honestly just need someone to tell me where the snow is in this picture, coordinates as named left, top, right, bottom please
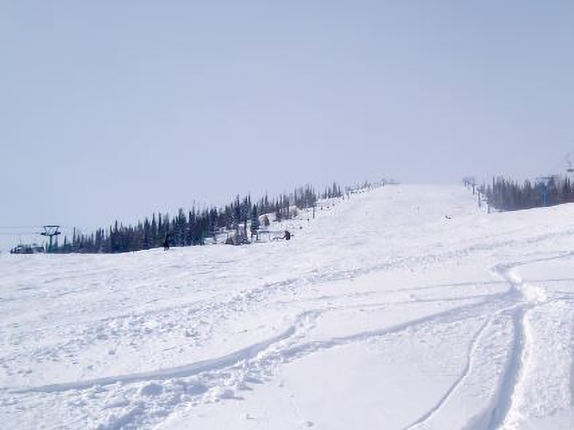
left=2, top=185, right=574, bottom=429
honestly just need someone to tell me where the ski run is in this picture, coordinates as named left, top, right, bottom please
left=3, top=184, right=574, bottom=430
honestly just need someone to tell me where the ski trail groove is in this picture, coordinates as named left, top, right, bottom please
left=470, top=257, right=557, bottom=430
left=8, top=295, right=505, bottom=395
left=402, top=317, right=492, bottom=430
left=484, top=307, right=527, bottom=430
left=9, top=311, right=319, bottom=394
left=267, top=296, right=512, bottom=377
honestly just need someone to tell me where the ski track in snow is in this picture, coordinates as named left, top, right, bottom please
left=8, top=312, right=310, bottom=394
left=7, top=292, right=504, bottom=395
left=402, top=317, right=492, bottom=430
left=3, top=185, right=574, bottom=429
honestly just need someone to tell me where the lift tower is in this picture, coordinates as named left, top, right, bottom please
left=536, top=177, right=554, bottom=207
left=41, top=225, right=61, bottom=253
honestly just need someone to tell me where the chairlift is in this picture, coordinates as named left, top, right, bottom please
left=566, top=154, right=574, bottom=173
left=536, top=176, right=553, bottom=186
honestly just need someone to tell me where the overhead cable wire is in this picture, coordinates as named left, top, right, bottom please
left=0, top=226, right=43, bottom=229
left=0, top=232, right=41, bottom=236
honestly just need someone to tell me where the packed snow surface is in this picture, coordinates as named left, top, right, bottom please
left=2, top=185, right=574, bottom=430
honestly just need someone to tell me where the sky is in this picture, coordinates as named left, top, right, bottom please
left=1, top=0, right=573, bottom=250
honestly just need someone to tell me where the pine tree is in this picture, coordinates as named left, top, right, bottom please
left=251, top=205, right=260, bottom=234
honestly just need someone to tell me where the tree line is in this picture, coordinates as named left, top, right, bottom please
left=465, top=176, right=574, bottom=212
left=52, top=182, right=343, bottom=254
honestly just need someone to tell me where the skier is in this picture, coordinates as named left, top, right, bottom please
left=163, top=233, right=171, bottom=251
left=283, top=230, right=291, bottom=241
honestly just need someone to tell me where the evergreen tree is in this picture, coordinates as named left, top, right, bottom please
left=250, top=205, right=260, bottom=234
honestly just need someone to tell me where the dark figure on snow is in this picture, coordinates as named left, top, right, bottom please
left=163, top=234, right=171, bottom=251
left=283, top=230, right=291, bottom=241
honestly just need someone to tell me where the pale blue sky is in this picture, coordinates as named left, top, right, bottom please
left=1, top=1, right=573, bottom=248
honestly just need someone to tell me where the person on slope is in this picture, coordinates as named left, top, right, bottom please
left=163, top=233, right=171, bottom=251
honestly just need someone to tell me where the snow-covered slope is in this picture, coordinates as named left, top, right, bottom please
left=2, top=185, right=574, bottom=430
